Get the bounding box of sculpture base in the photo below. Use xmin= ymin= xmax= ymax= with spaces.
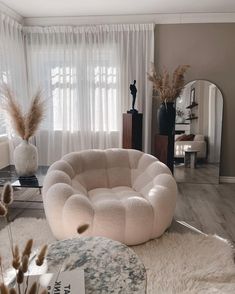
xmin=123 ymin=113 xmax=142 ymax=151
xmin=127 ymin=109 xmax=138 ymax=114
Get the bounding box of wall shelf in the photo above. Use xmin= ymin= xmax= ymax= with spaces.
xmin=186 ymin=102 xmax=198 ymax=109
xmin=185 ymin=116 xmax=198 ymax=121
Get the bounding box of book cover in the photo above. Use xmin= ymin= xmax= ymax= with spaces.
xmin=20 ymin=269 xmax=85 ymax=294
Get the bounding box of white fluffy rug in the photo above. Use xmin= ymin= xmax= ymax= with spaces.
xmin=1 ymin=218 xmax=235 ymax=293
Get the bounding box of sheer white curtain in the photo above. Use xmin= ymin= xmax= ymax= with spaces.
xmin=0 ymin=13 xmax=29 ymax=165
xmin=24 ymin=24 xmax=154 ymax=165
xmin=0 ymin=13 xmax=28 ymax=136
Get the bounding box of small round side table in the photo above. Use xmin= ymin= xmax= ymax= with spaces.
xmin=184 ymin=150 xmax=199 ymax=169
xmin=46 ymin=236 xmax=146 ymax=293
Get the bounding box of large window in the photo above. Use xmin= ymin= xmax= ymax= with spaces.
xmin=51 ymin=66 xmax=77 ymax=131
xmin=35 ymin=45 xmax=119 ymax=134
xmin=93 ymin=65 xmax=118 ymax=132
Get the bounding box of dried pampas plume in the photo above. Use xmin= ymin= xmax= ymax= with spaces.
xmin=77 ymin=224 xmax=89 ymax=235
xmin=22 ymin=239 xmax=33 ymax=260
xmin=0 ymin=84 xmax=45 ymax=140
xmin=24 ymin=90 xmax=45 ymax=141
xmin=28 ymin=282 xmax=37 ymax=294
xmin=21 ymin=255 xmax=29 ymax=273
xmin=147 ymin=64 xmax=190 ymax=103
xmin=1 ymin=182 xmax=13 ymax=206
xmin=12 ymin=245 xmax=20 ymax=270
xmin=0 ymin=202 xmax=7 ymax=217
xmin=0 ymin=283 xmax=9 ymax=294
xmin=0 ymin=85 xmax=25 ymax=139
xmin=35 ymin=245 xmax=47 ymax=266
xmin=0 ymin=185 xmax=48 ymax=294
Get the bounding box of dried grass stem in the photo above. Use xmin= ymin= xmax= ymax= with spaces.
xmin=147 ymin=64 xmax=190 ymax=103
xmin=0 ymin=84 xmax=45 ymax=140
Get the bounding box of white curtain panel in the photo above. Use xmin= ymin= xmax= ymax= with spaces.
xmin=24 ymin=24 xmax=154 ymax=165
xmin=0 ymin=13 xmax=28 ymax=161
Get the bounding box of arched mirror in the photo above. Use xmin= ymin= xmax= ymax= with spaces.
xmin=174 ymin=80 xmax=223 ymax=184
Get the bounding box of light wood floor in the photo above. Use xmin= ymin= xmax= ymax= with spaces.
xmin=174 ymin=163 xmax=219 ymax=184
xmin=0 ymin=183 xmax=235 ymax=244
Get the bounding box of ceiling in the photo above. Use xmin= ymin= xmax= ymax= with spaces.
xmin=1 ymin=0 xmax=235 ymax=18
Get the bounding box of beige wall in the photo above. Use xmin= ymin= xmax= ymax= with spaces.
xmin=154 ymin=23 xmax=235 ymax=177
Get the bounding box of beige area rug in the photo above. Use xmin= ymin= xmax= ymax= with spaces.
xmin=0 ymin=218 xmax=235 ymax=293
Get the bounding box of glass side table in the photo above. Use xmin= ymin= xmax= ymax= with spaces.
xmin=0 ymin=165 xmax=49 ymax=196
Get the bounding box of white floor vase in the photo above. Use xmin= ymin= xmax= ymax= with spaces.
xmin=14 ymin=140 xmax=38 ymax=176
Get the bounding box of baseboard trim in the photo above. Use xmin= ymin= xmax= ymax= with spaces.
xmin=219 ymin=177 xmax=235 ymax=183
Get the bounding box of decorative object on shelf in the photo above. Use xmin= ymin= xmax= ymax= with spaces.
xmin=185 ymin=87 xmax=198 ymax=121
xmin=185 ymin=116 xmax=198 ymax=121
xmin=0 ymin=84 xmax=45 ymax=176
xmin=190 ymin=87 xmax=195 ymax=104
xmin=186 ymin=101 xmax=198 ymax=109
xmin=127 ymin=80 xmax=138 ymax=114
xmin=185 ymin=112 xmax=198 ymax=121
xmin=176 ymin=107 xmax=185 ymax=123
xmin=148 ymin=64 xmax=190 ymax=172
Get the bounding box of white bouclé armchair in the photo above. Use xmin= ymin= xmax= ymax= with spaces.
xmin=42 ymin=148 xmax=177 ymax=245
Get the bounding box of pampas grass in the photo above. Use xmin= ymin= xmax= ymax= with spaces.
xmin=0 ymin=183 xmax=89 ymax=294
xmin=1 ymin=182 xmax=13 ymax=206
xmin=77 ymin=224 xmax=89 ymax=235
xmin=0 ymin=84 xmax=45 ymax=141
xmin=147 ymin=64 xmax=190 ymax=103
xmin=35 ymin=245 xmax=48 ymax=266
xmin=24 ymin=90 xmax=45 ymax=141
xmin=0 ymin=85 xmax=25 ymax=139
xmin=0 ymin=183 xmax=48 ymax=294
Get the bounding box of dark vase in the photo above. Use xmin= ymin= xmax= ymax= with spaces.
xmin=158 ymin=102 xmax=176 ymax=136
xmin=158 ymin=102 xmax=176 ymax=173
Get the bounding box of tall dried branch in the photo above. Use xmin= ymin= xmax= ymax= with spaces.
xmin=0 ymin=84 xmax=25 ymax=139
xmin=147 ymin=64 xmax=190 ymax=103
xmin=24 ymin=90 xmax=45 ymax=141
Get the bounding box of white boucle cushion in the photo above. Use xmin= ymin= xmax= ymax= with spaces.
xmin=43 ymin=148 xmax=177 ymax=245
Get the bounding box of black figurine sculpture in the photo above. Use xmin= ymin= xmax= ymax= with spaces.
xmin=128 ymin=80 xmax=138 ymax=113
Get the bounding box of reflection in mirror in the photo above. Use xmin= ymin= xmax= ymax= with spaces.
xmin=174 ymin=80 xmax=223 ymax=184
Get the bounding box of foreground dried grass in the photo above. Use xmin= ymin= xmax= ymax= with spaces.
xmin=0 ymin=183 xmax=47 ymax=294
xmin=0 ymin=182 xmax=89 ymax=293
